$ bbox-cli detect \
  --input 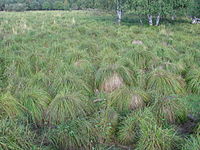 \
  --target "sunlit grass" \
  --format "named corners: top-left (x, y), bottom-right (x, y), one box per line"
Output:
top-left (0, 10), bottom-right (200, 150)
